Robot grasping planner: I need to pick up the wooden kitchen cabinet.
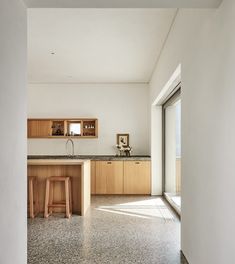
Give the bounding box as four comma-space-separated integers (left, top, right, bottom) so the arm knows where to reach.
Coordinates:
28, 120, 52, 138
124, 161, 151, 194
95, 161, 123, 194
27, 118, 98, 138
90, 161, 96, 194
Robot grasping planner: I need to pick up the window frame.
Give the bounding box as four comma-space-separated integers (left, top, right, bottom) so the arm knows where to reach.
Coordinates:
162, 83, 181, 194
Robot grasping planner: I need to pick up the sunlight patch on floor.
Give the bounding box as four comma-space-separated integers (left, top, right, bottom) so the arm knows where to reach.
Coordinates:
95, 198, 175, 220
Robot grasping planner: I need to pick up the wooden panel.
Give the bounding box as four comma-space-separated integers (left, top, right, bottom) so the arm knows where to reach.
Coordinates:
95, 161, 107, 194
28, 165, 81, 214
95, 161, 123, 194
28, 120, 51, 138
95, 119, 98, 138
90, 161, 96, 194
106, 161, 123, 194
81, 161, 91, 216
124, 161, 151, 194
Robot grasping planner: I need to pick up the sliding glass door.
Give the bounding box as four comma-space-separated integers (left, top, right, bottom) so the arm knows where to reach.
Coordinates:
163, 88, 181, 214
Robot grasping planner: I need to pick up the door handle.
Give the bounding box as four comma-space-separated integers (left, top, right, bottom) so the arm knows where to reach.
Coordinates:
107, 162, 112, 164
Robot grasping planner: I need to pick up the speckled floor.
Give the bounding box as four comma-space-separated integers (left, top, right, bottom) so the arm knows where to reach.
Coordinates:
28, 196, 188, 264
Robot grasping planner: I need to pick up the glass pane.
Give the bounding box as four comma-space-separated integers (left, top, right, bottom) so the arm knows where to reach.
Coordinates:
69, 123, 81, 136
164, 99, 181, 213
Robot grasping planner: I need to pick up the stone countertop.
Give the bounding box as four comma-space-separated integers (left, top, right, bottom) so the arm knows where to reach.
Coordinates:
27, 159, 90, 166
27, 155, 151, 161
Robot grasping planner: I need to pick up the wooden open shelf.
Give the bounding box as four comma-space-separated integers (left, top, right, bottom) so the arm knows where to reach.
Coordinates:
27, 118, 98, 139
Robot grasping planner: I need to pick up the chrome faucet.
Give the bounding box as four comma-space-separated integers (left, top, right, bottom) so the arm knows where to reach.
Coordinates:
66, 138, 74, 157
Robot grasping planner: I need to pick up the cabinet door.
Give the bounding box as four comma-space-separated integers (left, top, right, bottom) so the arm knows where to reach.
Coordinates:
106, 161, 123, 194
95, 161, 123, 194
28, 120, 51, 138
124, 161, 151, 194
95, 161, 107, 194
90, 161, 96, 194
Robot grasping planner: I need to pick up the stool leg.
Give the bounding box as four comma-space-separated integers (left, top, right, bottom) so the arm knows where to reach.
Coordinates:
65, 179, 70, 218
69, 179, 72, 215
29, 179, 34, 218
44, 179, 50, 218
35, 179, 39, 216
49, 182, 54, 215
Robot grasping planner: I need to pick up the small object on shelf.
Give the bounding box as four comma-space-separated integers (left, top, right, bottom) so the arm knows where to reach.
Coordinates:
82, 120, 96, 136
52, 120, 64, 136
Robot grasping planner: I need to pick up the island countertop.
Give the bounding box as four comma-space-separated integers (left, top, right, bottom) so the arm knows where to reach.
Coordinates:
27, 158, 90, 165
28, 155, 151, 161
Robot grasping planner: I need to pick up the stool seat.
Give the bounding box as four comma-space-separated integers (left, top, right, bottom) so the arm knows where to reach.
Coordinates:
47, 176, 69, 181
44, 176, 72, 218
28, 176, 39, 218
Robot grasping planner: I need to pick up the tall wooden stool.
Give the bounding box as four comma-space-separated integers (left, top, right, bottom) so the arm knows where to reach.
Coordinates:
44, 176, 72, 218
28, 176, 39, 218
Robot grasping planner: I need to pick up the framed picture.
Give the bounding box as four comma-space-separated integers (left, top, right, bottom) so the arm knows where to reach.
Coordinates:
117, 134, 129, 147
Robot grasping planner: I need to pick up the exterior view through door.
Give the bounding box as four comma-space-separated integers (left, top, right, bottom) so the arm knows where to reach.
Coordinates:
163, 87, 181, 215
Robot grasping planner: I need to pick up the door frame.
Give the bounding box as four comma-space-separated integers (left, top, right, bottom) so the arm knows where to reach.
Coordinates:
162, 83, 181, 195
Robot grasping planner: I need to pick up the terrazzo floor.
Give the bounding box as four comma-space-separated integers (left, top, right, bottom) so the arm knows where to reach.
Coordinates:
28, 196, 188, 264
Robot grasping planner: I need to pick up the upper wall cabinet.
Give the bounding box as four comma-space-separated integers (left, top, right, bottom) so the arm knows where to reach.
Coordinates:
28, 120, 52, 138
27, 118, 98, 139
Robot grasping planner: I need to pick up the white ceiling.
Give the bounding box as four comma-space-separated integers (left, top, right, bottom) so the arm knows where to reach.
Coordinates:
28, 9, 177, 83
24, 0, 222, 8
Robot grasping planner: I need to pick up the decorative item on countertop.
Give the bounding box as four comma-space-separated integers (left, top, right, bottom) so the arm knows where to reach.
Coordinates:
116, 144, 132, 156
116, 133, 132, 156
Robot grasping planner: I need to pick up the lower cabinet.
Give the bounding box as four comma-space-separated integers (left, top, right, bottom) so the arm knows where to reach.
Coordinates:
95, 161, 123, 194
91, 160, 151, 195
90, 161, 96, 194
123, 161, 151, 194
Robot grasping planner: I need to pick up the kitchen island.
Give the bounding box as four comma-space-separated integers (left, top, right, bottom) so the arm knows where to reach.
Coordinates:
27, 159, 91, 216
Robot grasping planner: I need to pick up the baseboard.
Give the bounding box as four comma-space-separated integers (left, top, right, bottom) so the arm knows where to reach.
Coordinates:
180, 250, 189, 264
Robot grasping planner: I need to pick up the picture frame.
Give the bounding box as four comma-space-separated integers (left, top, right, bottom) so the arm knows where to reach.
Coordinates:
116, 134, 129, 147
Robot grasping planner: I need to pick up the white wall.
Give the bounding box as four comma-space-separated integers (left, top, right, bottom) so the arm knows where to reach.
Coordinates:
28, 83, 150, 155
0, 1, 27, 264
150, 0, 235, 263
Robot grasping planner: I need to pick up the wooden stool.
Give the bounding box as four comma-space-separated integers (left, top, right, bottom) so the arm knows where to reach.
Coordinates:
28, 176, 39, 218
44, 176, 72, 218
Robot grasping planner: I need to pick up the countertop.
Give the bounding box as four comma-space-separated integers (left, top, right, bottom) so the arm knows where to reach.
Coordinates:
27, 159, 90, 165
27, 155, 151, 161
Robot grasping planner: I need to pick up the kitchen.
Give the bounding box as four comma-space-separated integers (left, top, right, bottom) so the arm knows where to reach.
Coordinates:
27, 9, 162, 263
27, 118, 151, 217
27, 86, 155, 263
26, 8, 180, 264
2, 1, 234, 264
